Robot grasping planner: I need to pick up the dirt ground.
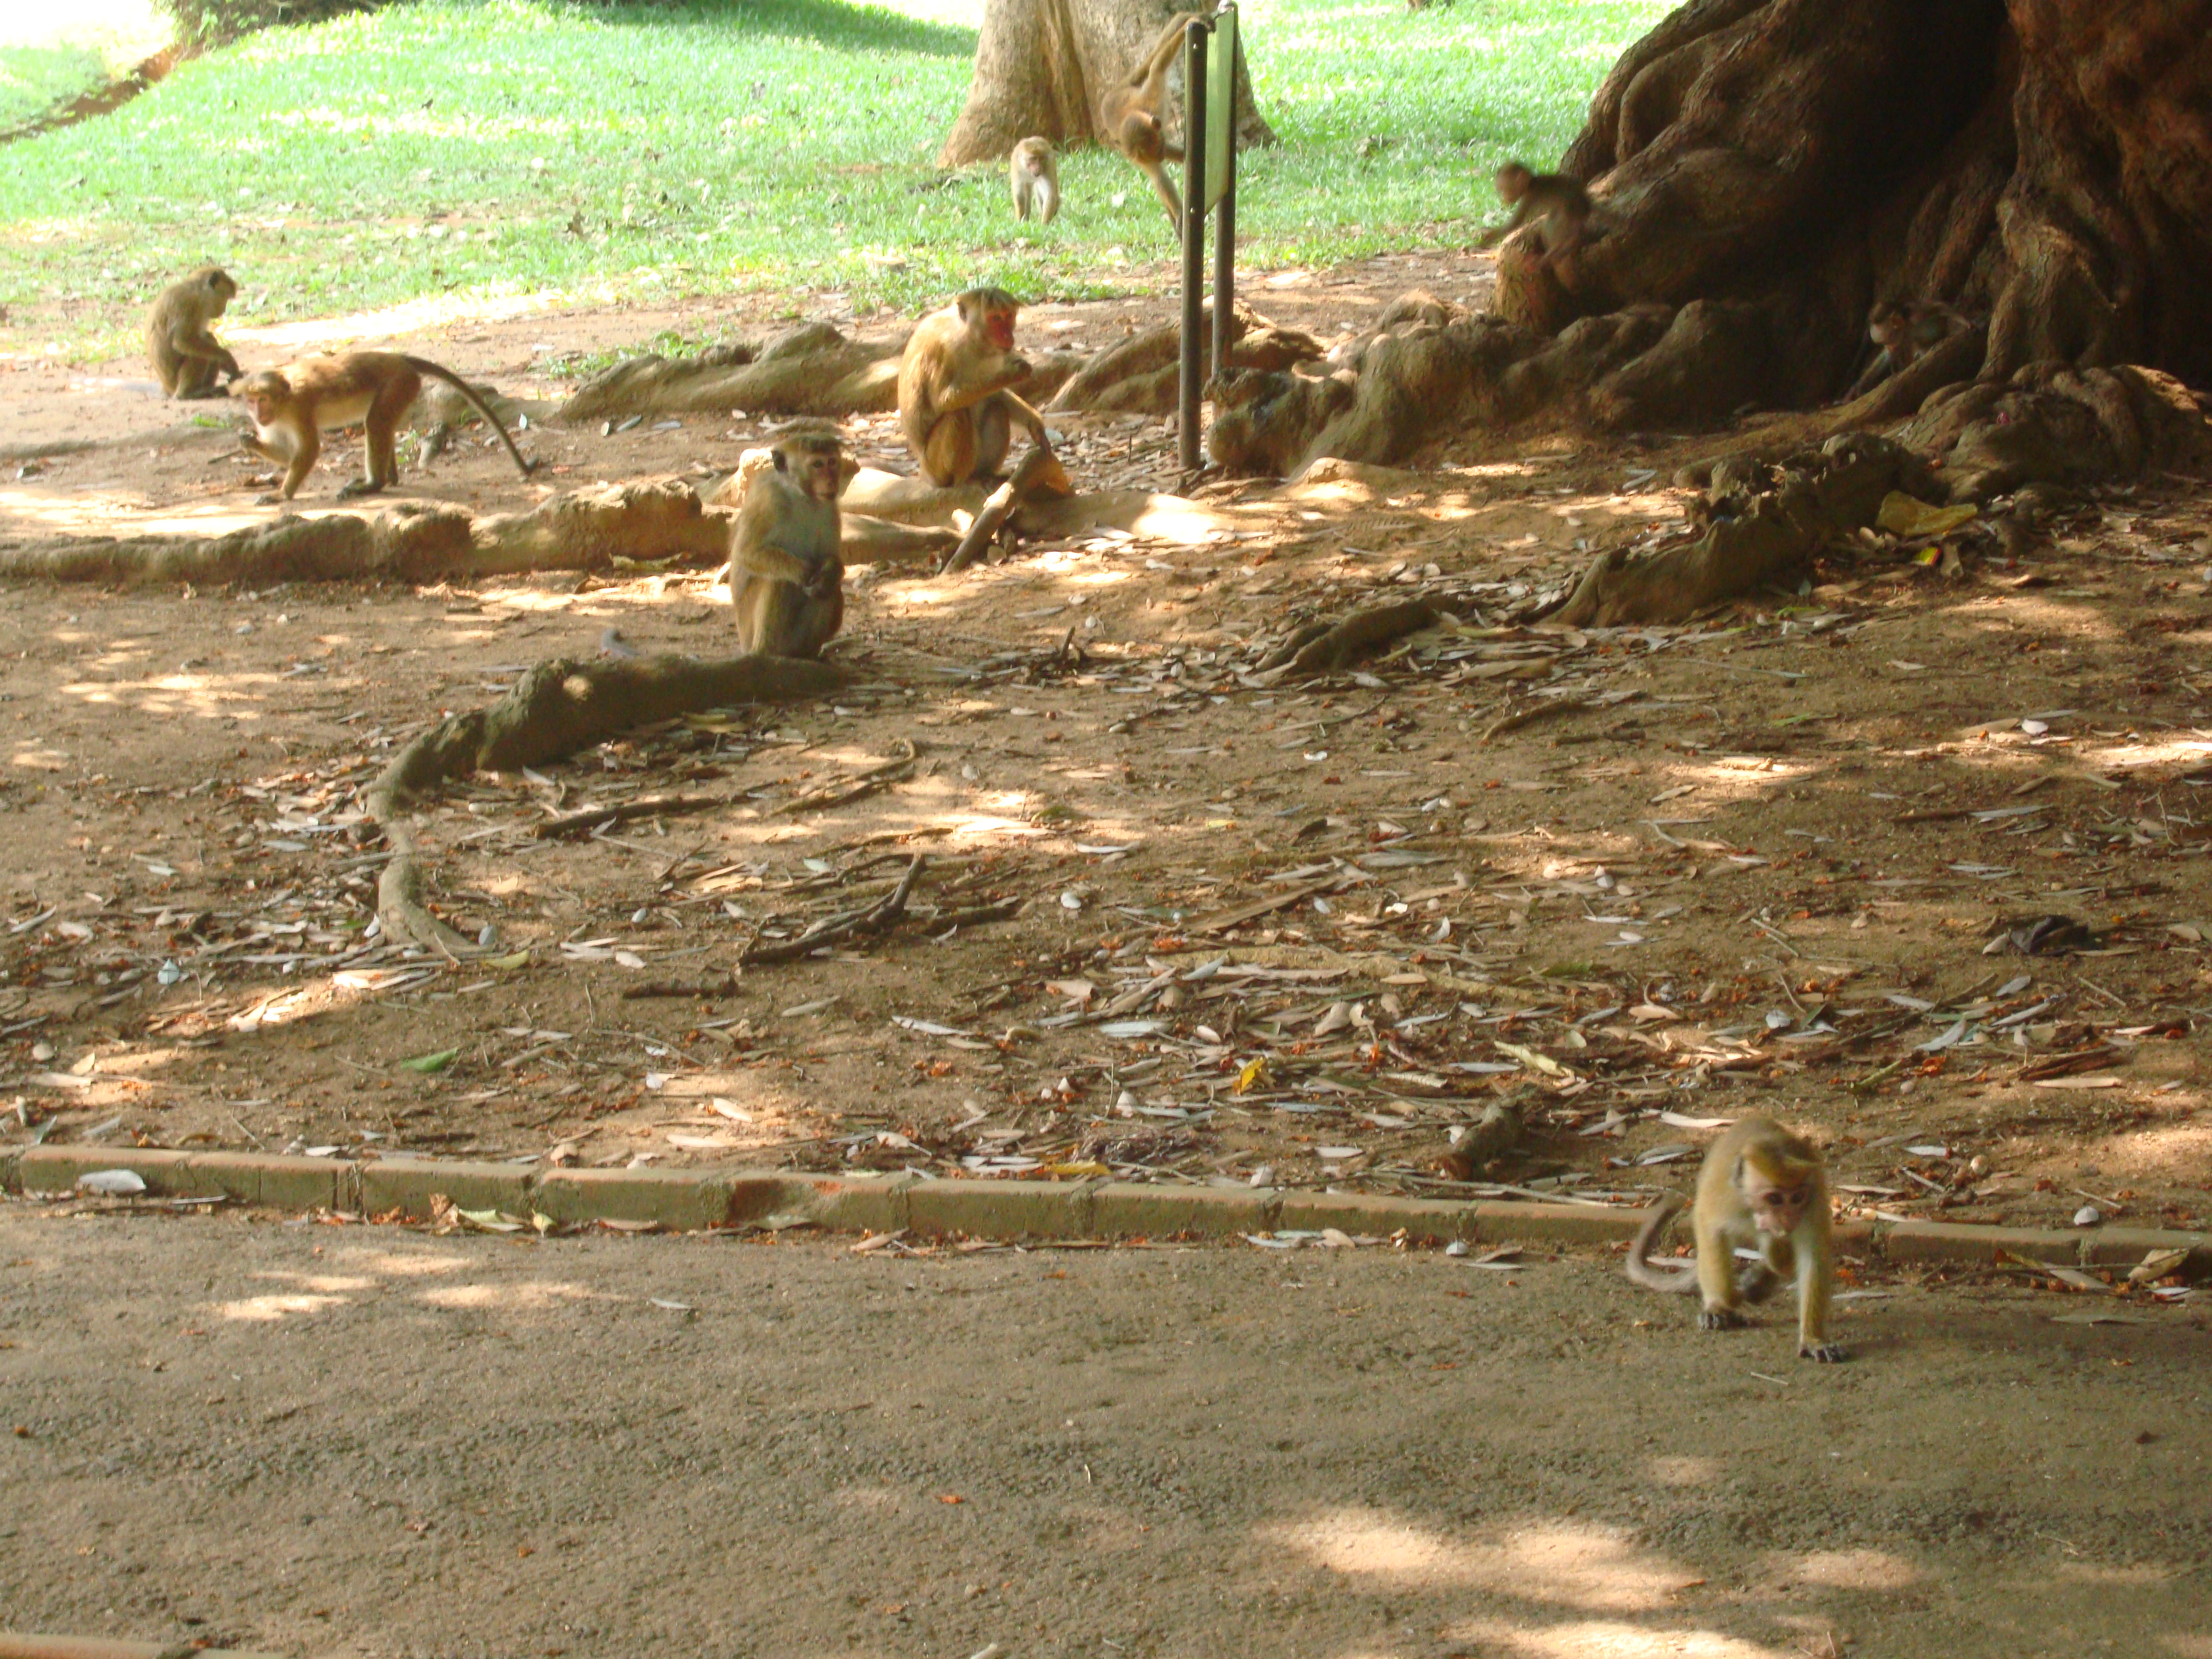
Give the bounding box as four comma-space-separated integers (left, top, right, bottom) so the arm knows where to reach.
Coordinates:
1, 1208, 2206, 1659
1, 251, 2210, 1255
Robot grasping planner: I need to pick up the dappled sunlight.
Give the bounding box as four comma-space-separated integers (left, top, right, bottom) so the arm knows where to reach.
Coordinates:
213, 1291, 349, 1322
1265, 1509, 1696, 1612
1644, 1455, 1723, 1487
62, 669, 289, 723
416, 1279, 598, 1311
1441, 1618, 1796, 1659
232, 289, 562, 352
1756, 1548, 1922, 1591
341, 1250, 469, 1277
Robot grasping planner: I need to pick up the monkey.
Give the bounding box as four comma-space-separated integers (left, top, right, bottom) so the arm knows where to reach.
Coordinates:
1010, 136, 1061, 225
728, 426, 845, 659
1099, 15, 1197, 235
1624, 1114, 1848, 1363
145, 266, 242, 400
896, 287, 1056, 489
1479, 162, 1594, 267
233, 351, 535, 502
1849, 300, 1971, 398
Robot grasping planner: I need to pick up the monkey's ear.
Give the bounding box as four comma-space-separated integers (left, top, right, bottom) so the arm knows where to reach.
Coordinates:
771, 449, 790, 472
956, 294, 977, 322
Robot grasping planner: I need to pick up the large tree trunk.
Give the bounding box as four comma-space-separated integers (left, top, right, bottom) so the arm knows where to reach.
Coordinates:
1209, 0, 2210, 471
939, 0, 1274, 169
1205, 0, 2212, 625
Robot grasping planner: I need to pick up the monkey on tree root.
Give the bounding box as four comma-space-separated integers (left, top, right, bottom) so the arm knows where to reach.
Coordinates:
146, 266, 243, 400
1099, 15, 1197, 236
1010, 136, 1061, 224
896, 287, 1064, 490
234, 351, 536, 502
1480, 162, 1594, 268
1624, 1114, 1849, 1362
729, 426, 845, 659
1848, 301, 1972, 398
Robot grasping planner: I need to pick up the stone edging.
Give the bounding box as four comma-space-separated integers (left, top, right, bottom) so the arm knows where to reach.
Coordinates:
2, 1144, 2206, 1277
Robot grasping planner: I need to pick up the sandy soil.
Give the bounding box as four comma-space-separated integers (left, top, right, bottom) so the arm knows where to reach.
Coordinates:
0, 1207, 2206, 1659
0, 254, 2209, 1250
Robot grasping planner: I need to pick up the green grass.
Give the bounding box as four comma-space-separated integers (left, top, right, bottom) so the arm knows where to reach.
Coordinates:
0, 0, 1668, 362
0, 0, 169, 129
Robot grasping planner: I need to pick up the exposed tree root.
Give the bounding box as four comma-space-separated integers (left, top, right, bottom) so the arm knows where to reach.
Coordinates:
0, 479, 727, 587
941, 448, 1066, 574
1046, 302, 1323, 417
1257, 600, 1445, 676
362, 651, 848, 955
557, 319, 1085, 424
1552, 434, 1937, 628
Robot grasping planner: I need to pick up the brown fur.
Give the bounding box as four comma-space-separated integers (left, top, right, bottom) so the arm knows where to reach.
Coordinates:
146, 266, 242, 400
1099, 16, 1196, 234
1010, 137, 1061, 224
234, 351, 535, 501
729, 429, 845, 659
1481, 162, 1593, 266
1624, 1114, 1846, 1362
895, 288, 1052, 488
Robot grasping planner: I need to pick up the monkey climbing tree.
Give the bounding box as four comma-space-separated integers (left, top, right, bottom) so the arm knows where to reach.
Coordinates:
1204, 0, 2212, 623
937, 0, 1271, 168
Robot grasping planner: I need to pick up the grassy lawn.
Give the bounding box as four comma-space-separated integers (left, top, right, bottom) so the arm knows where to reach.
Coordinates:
0, 0, 1667, 361
0, 0, 169, 129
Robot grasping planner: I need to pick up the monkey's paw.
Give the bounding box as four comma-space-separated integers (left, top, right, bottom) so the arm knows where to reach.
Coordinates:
1698, 1308, 1748, 1331
336, 480, 387, 500
1798, 1341, 1850, 1363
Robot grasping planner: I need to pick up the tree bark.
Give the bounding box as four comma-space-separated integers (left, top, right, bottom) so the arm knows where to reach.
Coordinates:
1210, 1, 2210, 475
939, 0, 1273, 169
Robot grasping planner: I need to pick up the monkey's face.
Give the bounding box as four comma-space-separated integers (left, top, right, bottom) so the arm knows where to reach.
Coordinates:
236, 373, 285, 422
205, 272, 237, 313
793, 447, 841, 503
1867, 306, 1905, 347
1747, 1176, 1810, 1235
980, 304, 1017, 353
1495, 165, 1532, 204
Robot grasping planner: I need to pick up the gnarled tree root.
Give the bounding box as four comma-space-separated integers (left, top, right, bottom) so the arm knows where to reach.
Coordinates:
1552, 434, 1936, 628
1258, 601, 1446, 677
558, 319, 1085, 424
362, 651, 849, 956
0, 478, 727, 587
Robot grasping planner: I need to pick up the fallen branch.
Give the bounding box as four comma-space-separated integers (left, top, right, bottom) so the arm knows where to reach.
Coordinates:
740, 855, 927, 966
621, 973, 743, 1000
1258, 601, 1443, 676
536, 791, 731, 839
1481, 699, 1591, 744
779, 738, 919, 815
939, 449, 1065, 574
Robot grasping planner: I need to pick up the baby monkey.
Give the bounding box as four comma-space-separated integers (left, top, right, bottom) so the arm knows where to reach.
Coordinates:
1480, 162, 1593, 266
146, 266, 243, 400
1625, 1114, 1848, 1363
1010, 136, 1061, 224
729, 426, 845, 659
234, 351, 535, 502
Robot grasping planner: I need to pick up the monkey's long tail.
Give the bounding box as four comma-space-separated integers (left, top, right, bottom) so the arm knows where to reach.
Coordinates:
1622, 1193, 1700, 1294
404, 356, 537, 480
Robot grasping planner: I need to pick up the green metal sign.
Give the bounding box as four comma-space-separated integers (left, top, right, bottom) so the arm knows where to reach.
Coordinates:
1203, 4, 1237, 215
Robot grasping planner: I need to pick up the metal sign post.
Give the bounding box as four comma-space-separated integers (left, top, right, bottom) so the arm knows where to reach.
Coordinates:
1176, 4, 1238, 473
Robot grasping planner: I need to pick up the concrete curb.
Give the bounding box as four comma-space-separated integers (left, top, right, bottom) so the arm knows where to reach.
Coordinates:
3, 1146, 2207, 1277
0, 1634, 284, 1659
